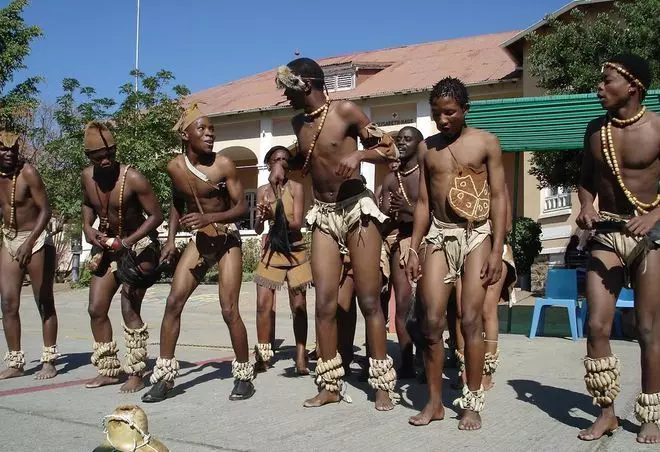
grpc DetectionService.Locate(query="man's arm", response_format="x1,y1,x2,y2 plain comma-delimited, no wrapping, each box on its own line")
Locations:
254,186,267,235
405,142,431,282
122,169,165,247
205,157,248,224
576,121,600,230
22,165,52,245
486,134,506,256
289,181,305,230
338,101,398,163
82,171,104,248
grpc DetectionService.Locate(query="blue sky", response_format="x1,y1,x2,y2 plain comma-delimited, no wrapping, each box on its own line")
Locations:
13,0,569,104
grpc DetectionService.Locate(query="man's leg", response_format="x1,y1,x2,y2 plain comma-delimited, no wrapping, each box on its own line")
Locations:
453,280,466,388
255,285,276,372
348,219,397,411
86,265,121,388
409,247,453,425
578,245,622,440
337,270,357,374
482,263,507,391
632,247,660,444
391,246,415,378
142,241,202,402
304,229,343,407
455,239,490,431
0,247,27,379
118,283,148,393
218,243,254,400
26,245,59,380
288,288,309,375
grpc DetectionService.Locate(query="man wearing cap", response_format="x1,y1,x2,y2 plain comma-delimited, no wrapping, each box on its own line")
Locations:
275,57,400,410
253,145,312,375
577,54,660,443
142,104,255,403
0,129,59,380
81,121,164,393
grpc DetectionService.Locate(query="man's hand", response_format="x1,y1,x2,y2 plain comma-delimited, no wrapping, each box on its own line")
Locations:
160,241,178,264
84,227,106,249
625,211,660,237
14,241,34,268
576,205,600,230
180,213,211,230
256,203,273,221
405,249,422,284
335,152,363,178
268,162,286,190
481,251,503,285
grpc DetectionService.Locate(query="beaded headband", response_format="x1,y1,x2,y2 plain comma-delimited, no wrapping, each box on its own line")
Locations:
602,62,647,93
275,65,324,91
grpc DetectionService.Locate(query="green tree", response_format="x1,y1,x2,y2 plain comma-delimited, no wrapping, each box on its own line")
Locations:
39,71,189,225
0,0,42,130
526,0,660,188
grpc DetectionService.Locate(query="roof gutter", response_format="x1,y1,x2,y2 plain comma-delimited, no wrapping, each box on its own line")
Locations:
207,78,520,119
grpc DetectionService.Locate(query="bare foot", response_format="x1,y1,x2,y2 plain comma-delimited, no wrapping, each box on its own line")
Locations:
85,375,120,388
120,375,145,393
481,374,494,391
35,363,57,380
577,410,618,441
458,410,482,431
375,389,395,411
303,389,341,407
295,350,310,376
254,361,270,373
409,402,445,426
637,422,660,444
0,367,24,380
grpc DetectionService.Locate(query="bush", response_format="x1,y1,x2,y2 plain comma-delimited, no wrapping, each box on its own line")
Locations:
242,237,261,274
507,217,543,275
71,265,92,288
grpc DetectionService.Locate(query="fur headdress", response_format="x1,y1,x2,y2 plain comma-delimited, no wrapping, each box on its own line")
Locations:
275,65,307,91
172,102,207,133
0,131,20,148
84,121,115,151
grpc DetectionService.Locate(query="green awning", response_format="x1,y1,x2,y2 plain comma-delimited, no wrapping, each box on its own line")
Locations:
466,90,660,152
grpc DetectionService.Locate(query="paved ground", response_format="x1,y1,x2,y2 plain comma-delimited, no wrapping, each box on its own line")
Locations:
0,283,654,451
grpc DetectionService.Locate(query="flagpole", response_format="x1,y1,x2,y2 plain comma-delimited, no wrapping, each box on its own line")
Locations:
134,0,141,92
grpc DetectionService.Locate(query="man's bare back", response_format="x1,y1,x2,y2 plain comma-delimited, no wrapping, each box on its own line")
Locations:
422,128,499,223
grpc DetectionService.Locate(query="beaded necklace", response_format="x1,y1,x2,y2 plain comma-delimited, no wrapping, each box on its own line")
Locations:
395,164,419,206
3,170,18,239
302,99,331,174
94,165,130,237
600,108,660,214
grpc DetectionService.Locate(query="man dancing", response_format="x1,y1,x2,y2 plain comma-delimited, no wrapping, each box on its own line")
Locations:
379,126,425,378
275,57,399,410
253,145,312,375
576,54,660,444
0,129,59,380
142,104,254,402
406,77,506,430
81,122,164,392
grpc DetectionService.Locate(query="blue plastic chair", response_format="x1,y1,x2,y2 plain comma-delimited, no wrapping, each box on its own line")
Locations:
529,269,581,341
579,287,634,338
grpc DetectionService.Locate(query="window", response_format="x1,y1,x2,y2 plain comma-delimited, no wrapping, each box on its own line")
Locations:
237,190,257,230
324,72,355,92
543,186,572,213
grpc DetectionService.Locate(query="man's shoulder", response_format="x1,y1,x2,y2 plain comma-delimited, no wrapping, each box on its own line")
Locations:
382,172,396,188
424,133,443,150
333,100,362,120
81,165,94,178
167,155,183,172
466,127,499,145
586,116,606,136
125,164,148,184
213,154,236,172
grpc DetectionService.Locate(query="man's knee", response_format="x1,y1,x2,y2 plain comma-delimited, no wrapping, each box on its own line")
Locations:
1,294,19,316
636,319,659,348
358,294,383,318
587,316,612,340
221,303,240,325
256,297,272,316
460,309,483,337
424,313,446,344
87,301,109,321
164,294,186,318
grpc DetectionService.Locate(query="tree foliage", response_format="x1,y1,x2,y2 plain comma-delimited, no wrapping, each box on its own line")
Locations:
0,0,43,130
527,0,660,188
38,71,189,223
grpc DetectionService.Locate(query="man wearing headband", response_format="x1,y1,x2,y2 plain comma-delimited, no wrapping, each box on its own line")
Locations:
275,57,400,411
81,121,164,393
577,54,660,444
252,145,312,375
142,104,255,403
0,129,59,380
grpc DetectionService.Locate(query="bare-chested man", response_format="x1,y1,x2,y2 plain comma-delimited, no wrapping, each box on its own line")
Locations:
253,145,312,375
379,126,425,378
0,130,59,380
576,54,660,444
142,104,254,403
274,57,399,410
81,122,164,393
406,77,506,430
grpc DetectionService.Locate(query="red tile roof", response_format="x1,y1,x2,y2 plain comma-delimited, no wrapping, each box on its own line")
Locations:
190,31,520,118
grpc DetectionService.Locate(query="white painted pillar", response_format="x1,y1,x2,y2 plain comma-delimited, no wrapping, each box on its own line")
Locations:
359,106,376,192
416,100,433,139
258,118,273,235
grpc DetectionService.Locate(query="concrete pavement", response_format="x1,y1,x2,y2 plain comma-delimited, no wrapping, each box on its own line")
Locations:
0,283,654,451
